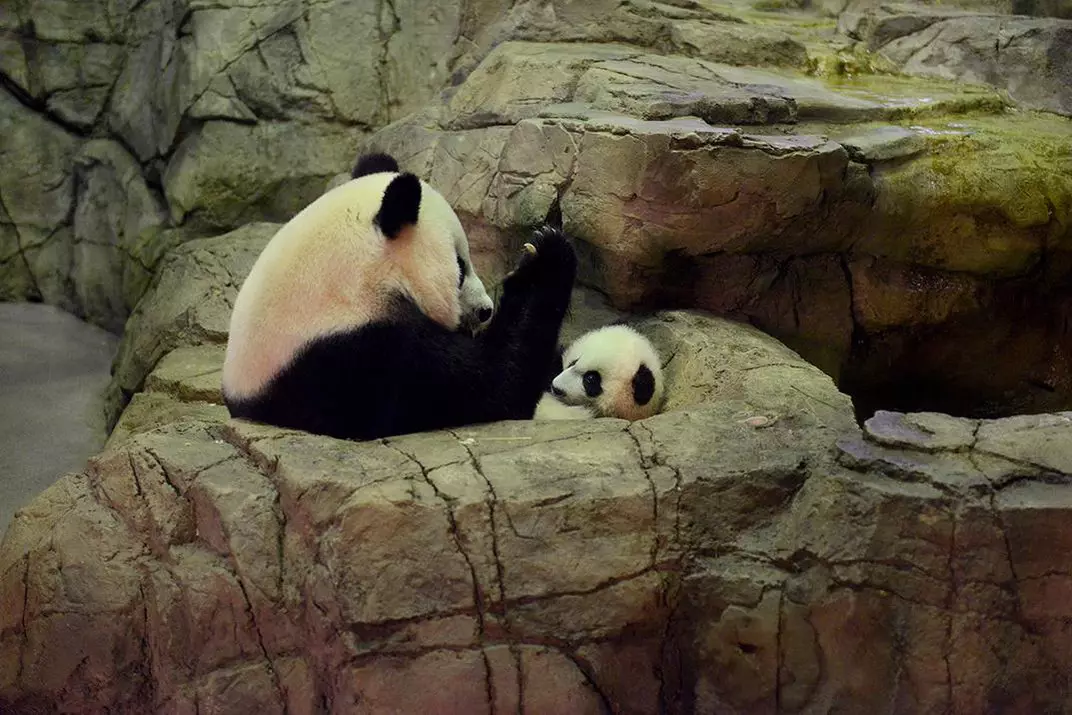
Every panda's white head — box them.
[550,324,665,421]
[223,152,495,401]
[352,152,494,333]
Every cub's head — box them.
[352,152,494,333]
[550,325,665,421]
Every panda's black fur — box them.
[223,153,576,441]
[352,152,400,179]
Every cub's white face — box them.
[550,325,664,421]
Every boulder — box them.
[840,3,1072,116]
[4,369,1072,711]
[104,222,279,429]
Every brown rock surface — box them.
[4,391,1071,711]
[362,38,1071,416]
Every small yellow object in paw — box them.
[522,242,537,255]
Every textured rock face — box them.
[4,378,1072,711]
[361,38,1072,415]
[104,222,278,428]
[841,3,1072,116]
[0,0,469,330]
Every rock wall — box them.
[2,0,1070,416]
[0,0,476,331]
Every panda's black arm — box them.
[480,225,576,389]
[347,309,549,435]
[383,224,577,432]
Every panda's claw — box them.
[502,224,577,293]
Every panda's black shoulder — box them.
[352,152,400,179]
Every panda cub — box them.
[222,152,577,440]
[534,324,665,421]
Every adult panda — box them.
[222,152,577,441]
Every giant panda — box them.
[533,324,665,421]
[222,151,577,441]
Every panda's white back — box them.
[223,174,461,400]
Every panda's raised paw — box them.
[502,225,577,293]
[524,225,577,274]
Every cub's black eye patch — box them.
[632,363,655,405]
[457,256,466,288]
[582,370,602,397]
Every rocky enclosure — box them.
[3,0,1072,712]
[3,328,1072,711]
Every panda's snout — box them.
[551,385,566,398]
[460,302,494,335]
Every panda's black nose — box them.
[551,386,565,397]
[478,307,493,323]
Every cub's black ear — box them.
[352,152,400,179]
[632,363,656,406]
[375,173,421,239]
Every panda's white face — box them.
[452,230,493,334]
[414,186,494,333]
[550,325,664,421]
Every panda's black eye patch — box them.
[457,256,466,288]
[582,370,602,397]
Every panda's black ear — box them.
[632,363,656,406]
[352,152,399,179]
[375,173,421,239]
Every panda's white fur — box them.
[223,168,493,401]
[534,324,664,421]
[533,392,596,420]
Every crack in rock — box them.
[383,439,499,713]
